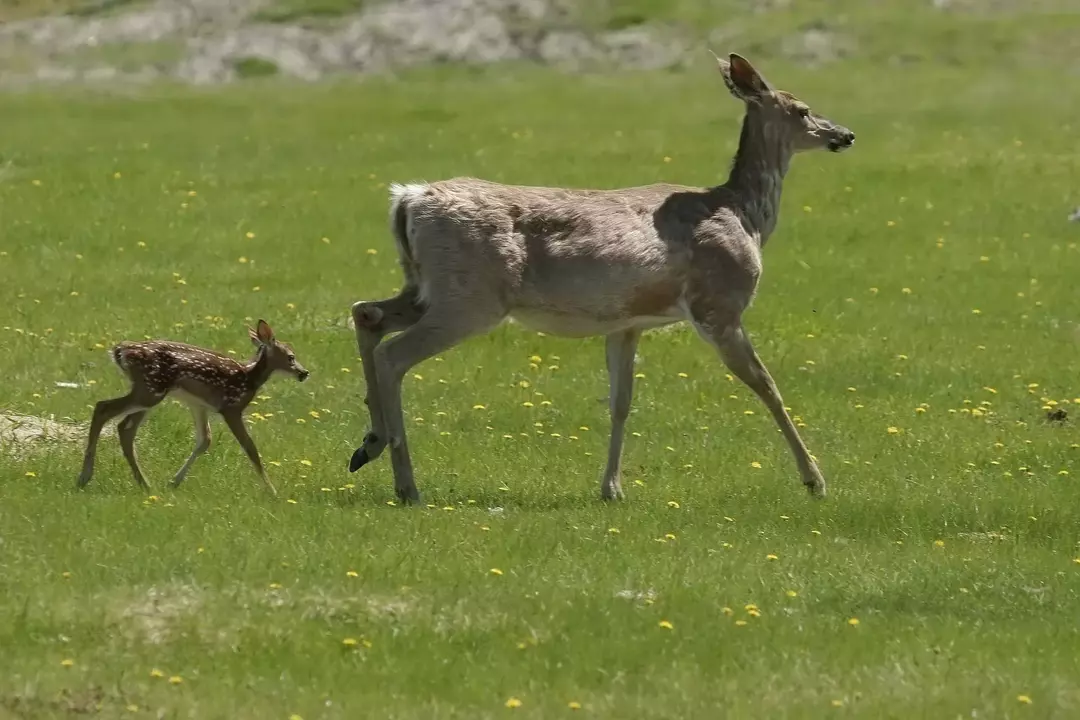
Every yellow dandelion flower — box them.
[127,704,140,712]
[786,590,798,598]
[972,308,981,315]
[766,553,778,561]
[831,699,844,708]
[472,404,486,410]
[750,461,762,469]
[505,697,523,709]
[734,619,747,626]
[60,658,74,667]
[299,459,312,466]
[847,618,860,626]
[608,527,620,534]
[245,231,256,239]
[287,499,298,505]
[342,637,359,648]
[529,355,542,363]
[24,471,36,478]
[667,500,680,509]
[489,568,503,576]
[677,372,689,378]
[150,668,164,678]
[346,570,358,578]
[568,701,582,710]
[366,248,378,255]
[1017,695,1032,705]
[309,410,320,419]
[934,539,945,548]
[168,676,183,685]
[658,620,674,630]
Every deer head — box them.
[714,52,855,154]
[248,319,309,382]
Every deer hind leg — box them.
[349,288,425,473]
[373,302,505,503]
[601,329,641,501]
[171,407,210,489]
[77,391,160,489]
[117,410,151,489]
[694,319,826,498]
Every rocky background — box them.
[0,0,1071,86]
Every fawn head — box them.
[248,319,309,382]
[714,52,855,154]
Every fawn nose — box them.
[298,369,310,382]
[842,129,855,144]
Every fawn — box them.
[76,320,309,495]
[348,53,854,504]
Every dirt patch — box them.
[115,583,203,645]
[0,412,93,456]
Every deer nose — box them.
[842,129,855,144]
[298,370,310,382]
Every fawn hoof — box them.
[600,484,624,502]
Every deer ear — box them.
[716,52,771,101]
[248,326,262,347]
[256,319,275,344]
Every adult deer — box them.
[77,320,309,495]
[349,53,854,504]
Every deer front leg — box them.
[373,304,503,503]
[349,290,424,473]
[707,323,826,498]
[171,407,210,488]
[117,410,150,489]
[221,409,277,497]
[601,329,640,501]
[77,393,145,489]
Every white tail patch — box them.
[389,182,428,214]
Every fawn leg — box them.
[171,407,210,488]
[601,329,640,501]
[697,322,826,498]
[77,392,150,488]
[373,304,503,503]
[117,410,150,489]
[349,289,424,472]
[221,409,277,497]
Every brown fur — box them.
[77,320,309,495]
[349,53,855,503]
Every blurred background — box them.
[0,0,1076,87]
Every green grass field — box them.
[3,9,1080,718]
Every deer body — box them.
[349,53,854,504]
[76,320,308,495]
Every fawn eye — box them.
[798,107,810,119]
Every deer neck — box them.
[725,107,793,245]
[243,346,274,393]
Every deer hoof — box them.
[349,447,370,472]
[806,479,827,499]
[395,485,420,504]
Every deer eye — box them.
[798,107,810,119]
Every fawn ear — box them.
[248,326,262,347]
[255,319,275,345]
[714,51,771,101]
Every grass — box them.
[2,25,1080,720]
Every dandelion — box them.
[667,500,680,509]
[342,637,359,648]
[786,590,798,598]
[847,618,860,627]
[766,553,778,561]
[24,471,36,478]
[150,668,164,678]
[60,658,74,667]
[1017,695,1032,705]
[972,308,981,315]
[750,461,762,469]
[831,700,844,708]
[658,620,674,630]
[346,570,358,578]
[734,620,747,626]
[489,568,503,576]
[168,676,183,685]
[887,426,900,435]
[677,372,688,378]
[299,459,312,466]
[286,499,298,505]
[608,527,620,535]
[238,256,248,264]
[568,701,582,710]
[934,539,945,548]
[366,248,378,255]
[505,697,523,709]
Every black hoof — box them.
[349,447,369,472]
